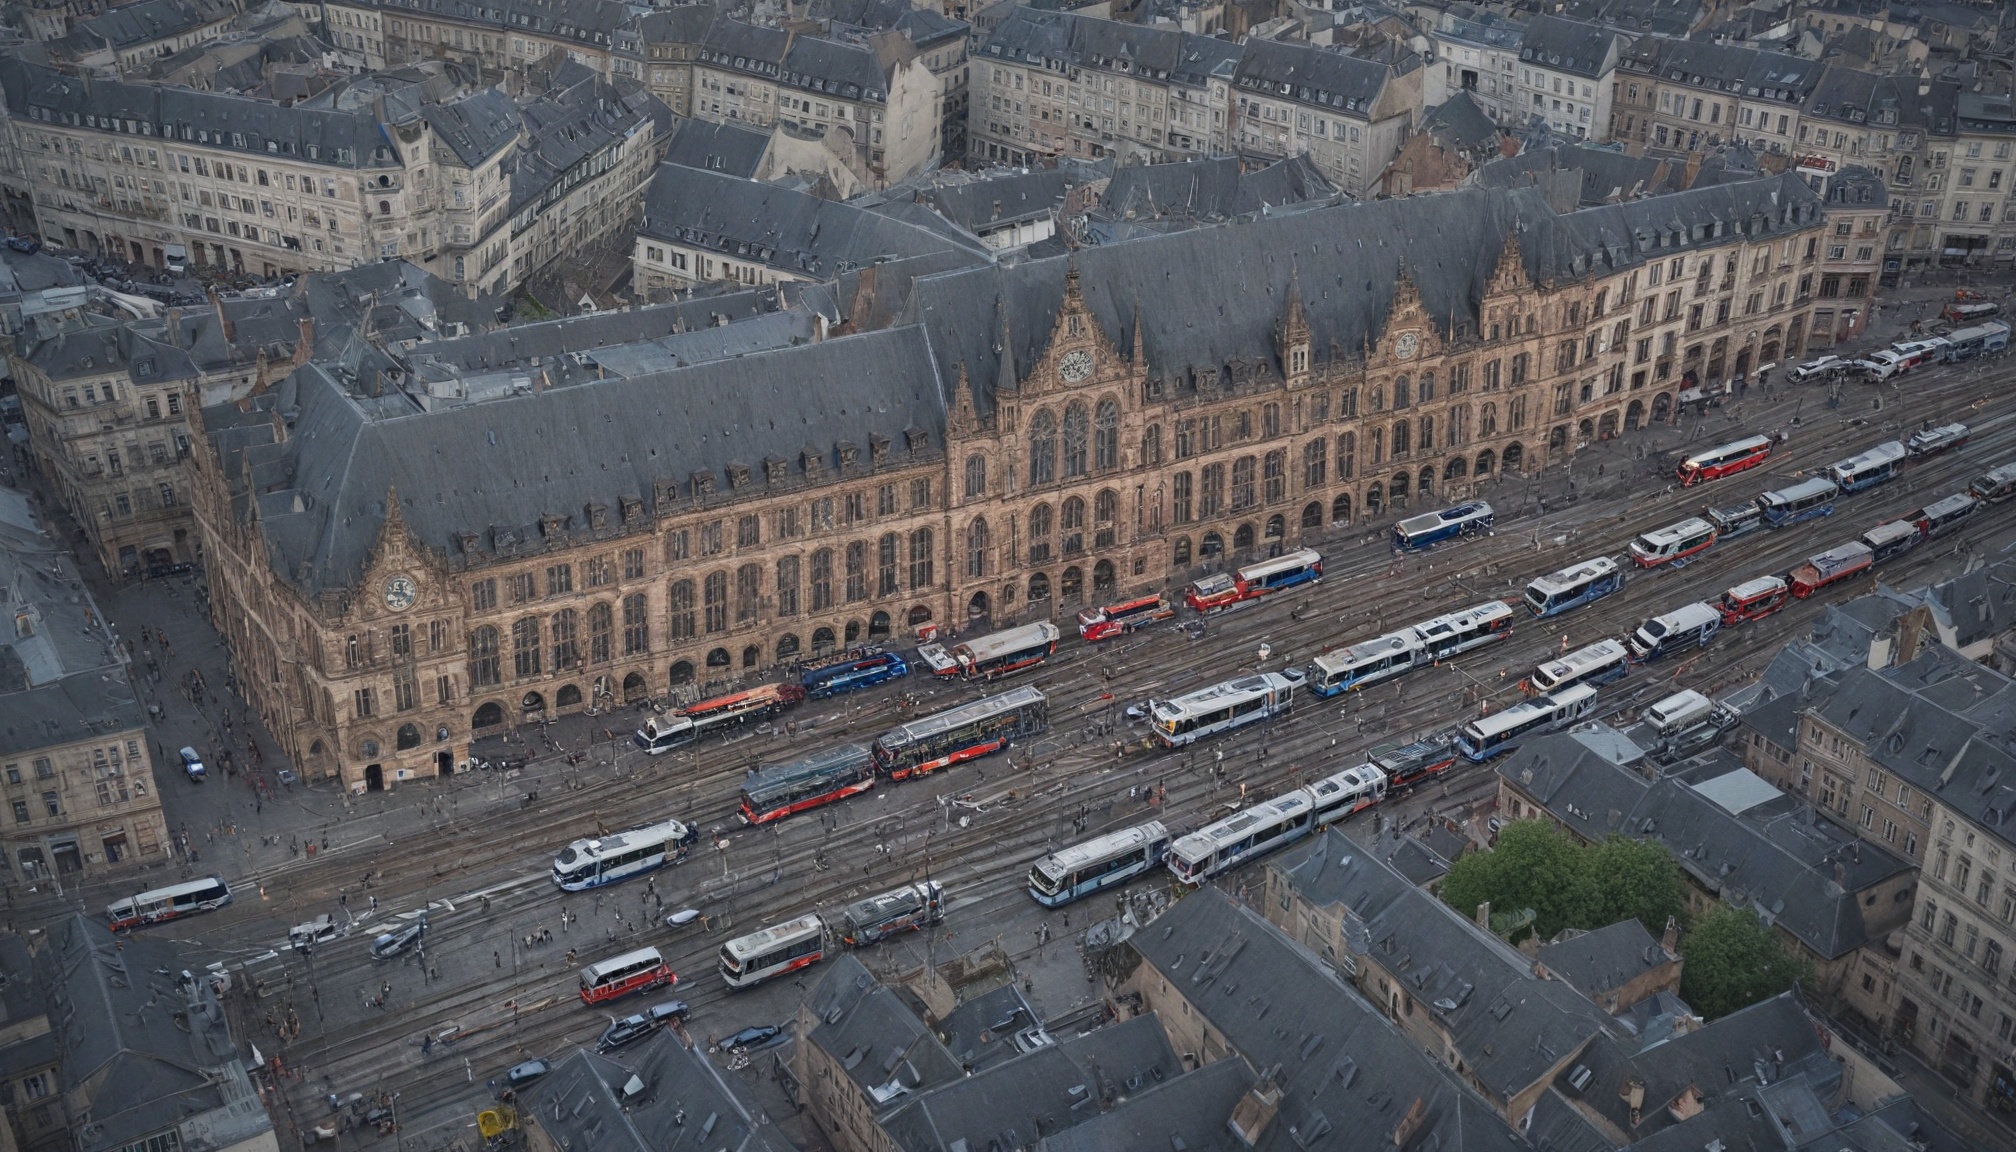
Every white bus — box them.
[552,818,699,891]
[917,622,1060,679]
[838,881,945,947]
[1756,476,1840,528]
[1411,600,1517,660]
[1971,462,2016,504]
[1629,517,1717,568]
[1828,441,1907,492]
[718,913,828,990]
[1530,638,1630,694]
[1028,822,1171,908]
[1167,790,1317,886]
[1643,690,1715,739]
[1306,631,1426,697]
[1524,557,1625,618]
[1307,763,1388,826]
[579,947,675,1005]
[106,876,232,930]
[1628,602,1722,661]
[1457,683,1598,762]
[1149,672,1300,748]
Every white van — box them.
[1643,689,1714,738]
[1628,603,1722,662]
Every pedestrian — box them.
[369,895,377,913]
[339,889,347,907]
[494,950,501,969]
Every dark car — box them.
[369,914,427,961]
[597,1013,657,1052]
[645,1000,690,1025]
[503,1060,550,1089]
[718,1024,782,1051]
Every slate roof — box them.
[1470,144,1691,207]
[809,0,967,49]
[637,163,989,281]
[509,71,667,216]
[1521,1087,1617,1152]
[1556,0,1701,38]
[932,981,1044,1073]
[1035,1056,1254,1152]
[1622,37,1819,108]
[1517,15,1620,80]
[913,169,1073,233]
[405,288,777,379]
[373,0,630,52]
[17,315,197,386]
[980,7,1242,92]
[516,1038,788,1152]
[1535,921,1669,1003]
[421,87,521,168]
[1098,155,1338,223]
[66,0,233,53]
[1421,92,1502,155]
[1914,556,2016,652]
[801,954,964,1105]
[1233,38,1393,115]
[662,116,773,179]
[1129,886,1528,1152]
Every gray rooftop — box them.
[1534,921,1669,1004]
[1098,155,1339,225]
[515,1036,788,1152]
[1517,15,1621,80]
[661,116,774,179]
[801,954,964,1104]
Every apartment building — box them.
[1511,15,1621,142]
[1231,39,1420,199]
[1918,92,2016,264]
[1811,165,1887,346]
[1424,11,1524,126]
[59,0,243,73]
[1612,37,1820,159]
[324,0,639,80]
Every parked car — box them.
[178,746,206,782]
[1789,355,1848,382]
[369,914,427,960]
[718,1024,783,1051]
[645,999,691,1025]
[597,1013,658,1052]
[503,1060,550,1090]
[289,914,341,952]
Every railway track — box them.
[157,363,2016,1149]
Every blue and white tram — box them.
[1529,639,1630,694]
[1523,558,1625,618]
[801,650,909,698]
[1306,631,1426,697]
[552,818,699,891]
[1307,764,1388,826]
[1756,476,1840,528]
[1027,822,1171,907]
[1393,501,1495,551]
[1456,683,1599,762]
[1168,790,1317,886]
[1149,672,1299,748]
[1827,441,1907,493]
[1411,600,1517,661]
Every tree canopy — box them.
[1678,904,1810,1020]
[1439,820,1688,943]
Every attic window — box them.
[585,503,610,530]
[837,441,859,467]
[868,434,891,464]
[619,495,644,523]
[725,463,752,489]
[904,426,929,453]
[801,449,825,477]
[763,457,788,483]
[538,514,565,539]
[455,532,480,554]
[690,471,717,498]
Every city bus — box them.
[1456,683,1599,762]
[552,818,699,891]
[917,622,1060,680]
[1028,822,1171,907]
[1307,763,1388,825]
[1971,463,2016,504]
[1411,600,1517,660]
[1627,602,1722,661]
[1705,502,1764,541]
[634,683,807,754]
[1643,690,1715,740]
[1306,631,1426,697]
[1629,517,1717,568]
[1368,731,1461,788]
[1906,422,1970,459]
[1941,320,2011,362]
[800,650,909,698]
[1677,436,1773,486]
[1914,493,1981,539]
[1167,789,1317,886]
[871,686,1049,780]
[1149,672,1299,748]
[718,915,827,991]
[1530,639,1630,694]
[1757,476,1840,528]
[737,744,878,825]
[1790,542,1874,598]
[579,947,675,1005]
[1828,442,1907,493]
[1718,575,1790,624]
[1523,557,1625,618]
[1185,549,1323,612]
[1392,501,1495,551]
[106,877,233,931]
[838,881,944,947]
[1076,594,1175,641]
[1861,520,1924,565]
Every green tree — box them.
[1678,905,1810,1020]
[1584,835,1689,937]
[1439,822,1689,943]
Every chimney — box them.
[1391,1097,1428,1149]
[1474,900,1491,932]
[1893,604,1933,666]
[1833,860,1847,887]
[1227,1081,1281,1147]
[293,317,315,366]
[164,307,182,348]
[209,287,234,343]
[1660,915,1679,956]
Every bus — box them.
[1307,763,1388,825]
[106,877,232,930]
[1524,557,1625,618]
[1643,690,1715,740]
[1906,423,1970,459]
[1915,493,1980,540]
[1718,575,1790,624]
[1149,672,1299,748]
[918,622,1060,680]
[552,818,698,890]
[1971,463,2016,504]
[1369,731,1461,788]
[738,744,878,825]
[1757,477,1840,528]
[1392,502,1495,551]
[872,686,1048,780]
[1629,518,1717,568]
[1028,822,1171,907]
[1942,320,2011,362]
[1167,790,1317,886]
[838,881,944,947]
[1076,594,1175,641]
[1790,543,1874,598]
[1628,602,1722,661]
[1861,520,1924,565]
[1530,639,1630,694]
[1185,549,1324,612]
[1827,442,1907,493]
[1411,600,1517,660]
[1306,631,1425,697]
[1677,436,1773,486]
[718,915,826,991]
[1706,502,1764,541]
[634,683,808,754]
[800,650,909,698]
[579,947,675,1005]
[1457,683,1599,762]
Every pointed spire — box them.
[1390,256,1422,319]
[1130,295,1145,365]
[382,483,405,535]
[949,361,979,435]
[1489,225,1527,294]
[994,295,1018,394]
[1064,252,1082,303]
[1283,260,1307,334]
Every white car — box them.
[1789,355,1847,382]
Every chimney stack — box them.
[209,287,234,343]
[1392,1097,1428,1149]
[1660,915,1679,956]
[293,317,315,366]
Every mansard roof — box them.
[1517,15,1621,80]
[981,7,1241,89]
[1234,38,1394,115]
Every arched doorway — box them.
[741,645,759,668]
[1444,456,1468,481]
[437,751,454,777]
[1233,523,1255,551]
[624,671,648,701]
[1475,450,1494,476]
[1598,411,1618,438]
[1200,532,1224,558]
[869,611,892,638]
[556,684,582,709]
[845,620,863,644]
[777,634,801,660]
[1503,443,1525,472]
[521,691,546,719]
[706,648,731,670]
[907,605,932,627]
[1172,537,1192,566]
[1551,426,1571,453]
[1390,471,1410,504]
[1625,400,1645,430]
[668,661,694,687]
[1651,392,1673,423]
[473,702,504,729]
[396,723,421,750]
[967,591,990,619]
[1265,514,1285,541]
[1733,348,1751,380]
[1093,560,1116,592]
[813,627,837,653]
[1060,566,1084,601]
[1761,325,1782,363]
[1576,419,1594,442]
[306,739,335,779]
[1365,483,1384,517]
[1331,494,1352,523]
[1301,501,1323,529]
[1418,465,1435,499]
[1028,572,1052,601]
[364,764,384,791]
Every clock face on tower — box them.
[1058,349,1095,383]
[383,575,417,612]
[1394,331,1420,360]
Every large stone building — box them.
[190,174,1826,792]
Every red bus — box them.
[1076,594,1175,641]
[635,682,807,754]
[917,623,1060,679]
[1677,435,1773,486]
[738,744,877,825]
[1718,576,1789,624]
[1185,549,1323,613]
[1790,543,1874,599]
[579,947,676,1005]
